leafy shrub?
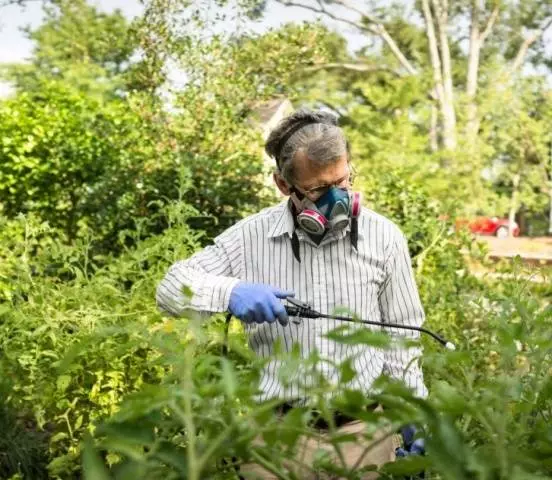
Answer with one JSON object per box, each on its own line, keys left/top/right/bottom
{"left": 2, "top": 168, "right": 550, "bottom": 479}
{"left": 0, "top": 200, "right": 204, "bottom": 477}
{"left": 82, "top": 272, "right": 551, "bottom": 480}
{"left": 0, "top": 84, "right": 178, "bottom": 246}
{"left": 0, "top": 399, "right": 49, "bottom": 480}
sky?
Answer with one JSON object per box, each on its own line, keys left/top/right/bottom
{"left": 0, "top": 0, "right": 371, "bottom": 97}
{"left": 0, "top": 0, "right": 143, "bottom": 95}
{"left": 0, "top": 0, "right": 549, "bottom": 97}
{"left": 0, "top": 0, "right": 142, "bottom": 64}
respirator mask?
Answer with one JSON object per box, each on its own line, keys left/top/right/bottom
{"left": 292, "top": 186, "right": 361, "bottom": 236}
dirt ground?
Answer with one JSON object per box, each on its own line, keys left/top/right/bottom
{"left": 477, "top": 235, "right": 552, "bottom": 258}
{"left": 468, "top": 236, "right": 551, "bottom": 283}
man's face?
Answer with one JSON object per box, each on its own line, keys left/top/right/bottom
{"left": 274, "top": 151, "right": 351, "bottom": 209}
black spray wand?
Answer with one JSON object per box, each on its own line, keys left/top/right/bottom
{"left": 284, "top": 298, "right": 456, "bottom": 350}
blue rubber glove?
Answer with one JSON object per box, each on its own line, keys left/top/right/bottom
{"left": 395, "top": 425, "right": 426, "bottom": 479}
{"left": 228, "top": 282, "right": 294, "bottom": 326}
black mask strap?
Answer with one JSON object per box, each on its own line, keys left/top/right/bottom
{"left": 291, "top": 230, "right": 301, "bottom": 263}
{"left": 289, "top": 186, "right": 305, "bottom": 201}
{"left": 351, "top": 217, "right": 358, "bottom": 252}
{"left": 288, "top": 199, "right": 302, "bottom": 263}
{"left": 288, "top": 198, "right": 301, "bottom": 263}
{"left": 274, "top": 120, "right": 321, "bottom": 168}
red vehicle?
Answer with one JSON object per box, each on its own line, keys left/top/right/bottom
{"left": 455, "top": 216, "right": 520, "bottom": 238}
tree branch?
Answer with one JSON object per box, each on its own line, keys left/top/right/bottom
{"left": 430, "top": 0, "right": 457, "bottom": 149}
{"left": 331, "top": 0, "right": 419, "bottom": 75}
{"left": 509, "top": 16, "right": 552, "bottom": 73}
{"left": 328, "top": 0, "right": 379, "bottom": 24}
{"left": 421, "top": 0, "right": 444, "bottom": 103}
{"left": 278, "top": 0, "right": 379, "bottom": 35}
{"left": 277, "top": 0, "right": 418, "bottom": 75}
{"left": 479, "top": 5, "right": 499, "bottom": 45}
{"left": 302, "top": 62, "right": 402, "bottom": 76}
{"left": 377, "top": 24, "right": 418, "bottom": 75}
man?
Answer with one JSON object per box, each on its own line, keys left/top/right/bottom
{"left": 156, "top": 108, "right": 427, "bottom": 478}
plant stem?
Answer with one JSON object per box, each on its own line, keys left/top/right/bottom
{"left": 196, "top": 424, "right": 233, "bottom": 473}
{"left": 249, "top": 449, "right": 294, "bottom": 480}
{"left": 171, "top": 347, "right": 199, "bottom": 480}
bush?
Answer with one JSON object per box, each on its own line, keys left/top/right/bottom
{"left": 0, "top": 84, "right": 180, "bottom": 248}
{"left": 82, "top": 272, "right": 552, "bottom": 480}
{"left": 1, "top": 169, "right": 550, "bottom": 479}
{"left": 0, "top": 200, "right": 203, "bottom": 477}
{"left": 0, "top": 400, "right": 49, "bottom": 480}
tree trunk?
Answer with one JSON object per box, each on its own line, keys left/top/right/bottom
{"left": 508, "top": 172, "right": 521, "bottom": 238}
{"left": 466, "top": 1, "right": 480, "bottom": 142}
{"left": 421, "top": 0, "right": 446, "bottom": 150}
{"left": 549, "top": 144, "right": 552, "bottom": 235}
{"left": 422, "top": 0, "right": 456, "bottom": 151}
{"left": 432, "top": 0, "right": 457, "bottom": 150}
{"left": 548, "top": 183, "right": 552, "bottom": 236}
{"left": 467, "top": 4, "right": 499, "bottom": 141}
{"left": 430, "top": 102, "right": 438, "bottom": 152}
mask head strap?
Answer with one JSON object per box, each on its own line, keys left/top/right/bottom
{"left": 274, "top": 119, "right": 321, "bottom": 169}
{"left": 289, "top": 186, "right": 305, "bottom": 201}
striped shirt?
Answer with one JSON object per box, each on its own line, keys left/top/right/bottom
{"left": 156, "top": 200, "right": 428, "bottom": 400}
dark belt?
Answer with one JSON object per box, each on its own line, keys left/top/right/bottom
{"left": 276, "top": 402, "right": 378, "bottom": 430}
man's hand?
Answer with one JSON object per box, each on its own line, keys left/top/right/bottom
{"left": 228, "top": 283, "right": 294, "bottom": 326}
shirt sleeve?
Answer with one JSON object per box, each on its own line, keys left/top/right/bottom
{"left": 379, "top": 231, "right": 428, "bottom": 398}
{"left": 156, "top": 230, "right": 241, "bottom": 317}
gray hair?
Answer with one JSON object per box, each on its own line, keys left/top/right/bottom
{"left": 265, "top": 108, "right": 350, "bottom": 183}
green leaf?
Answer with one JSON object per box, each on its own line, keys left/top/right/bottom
{"left": 82, "top": 435, "right": 111, "bottom": 480}
{"left": 220, "top": 357, "right": 237, "bottom": 397}
{"left": 154, "top": 441, "right": 188, "bottom": 475}
{"left": 96, "top": 420, "right": 155, "bottom": 446}
{"left": 74, "top": 414, "right": 84, "bottom": 431}
{"left": 279, "top": 406, "right": 308, "bottom": 448}
{"left": 51, "top": 432, "right": 69, "bottom": 443}
{"left": 432, "top": 381, "right": 468, "bottom": 415}
{"left": 325, "top": 326, "right": 391, "bottom": 348}
{"left": 380, "top": 455, "right": 430, "bottom": 476}
{"left": 56, "top": 375, "right": 71, "bottom": 392}
{"left": 111, "top": 385, "right": 171, "bottom": 422}
{"left": 338, "top": 358, "right": 357, "bottom": 384}
{"left": 181, "top": 285, "right": 193, "bottom": 300}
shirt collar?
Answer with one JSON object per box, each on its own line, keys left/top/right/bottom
{"left": 268, "top": 199, "right": 296, "bottom": 238}
{"left": 267, "top": 199, "right": 364, "bottom": 241}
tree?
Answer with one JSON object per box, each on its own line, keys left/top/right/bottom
{"left": 232, "top": 0, "right": 552, "bottom": 228}
{"left": 267, "top": 0, "right": 552, "bottom": 154}
{"left": 479, "top": 78, "right": 552, "bottom": 235}
{"left": 135, "top": 0, "right": 337, "bottom": 234}
{"left": 0, "top": 81, "right": 178, "bottom": 244}
{"left": 0, "top": 0, "right": 338, "bottom": 244}
{"left": 4, "top": 0, "right": 163, "bottom": 98}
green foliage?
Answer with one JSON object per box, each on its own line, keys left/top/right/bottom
{"left": 1, "top": 1, "right": 551, "bottom": 478}
{"left": 0, "top": 400, "right": 49, "bottom": 480}
{"left": 163, "top": 22, "right": 335, "bottom": 236}
{"left": 1, "top": 2, "right": 337, "bottom": 245}
{"left": 2, "top": 164, "right": 550, "bottom": 479}
{"left": 0, "top": 83, "right": 181, "bottom": 247}
{"left": 477, "top": 77, "right": 552, "bottom": 218}
{"left": 0, "top": 201, "right": 202, "bottom": 477}
{"left": 277, "top": 0, "right": 552, "bottom": 227}
{"left": 77, "top": 273, "right": 551, "bottom": 480}
{"left": 6, "top": 0, "right": 144, "bottom": 98}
